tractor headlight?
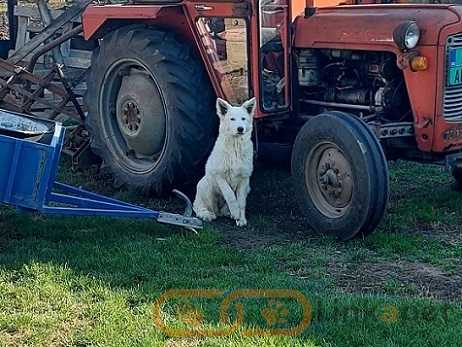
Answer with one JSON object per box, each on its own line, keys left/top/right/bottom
{"left": 394, "top": 21, "right": 420, "bottom": 50}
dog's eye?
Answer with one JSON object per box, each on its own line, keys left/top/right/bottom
{"left": 230, "top": 118, "right": 235, "bottom": 121}
{"left": 241, "top": 118, "right": 245, "bottom": 121}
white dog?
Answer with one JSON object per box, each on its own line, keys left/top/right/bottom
{"left": 193, "top": 97, "right": 256, "bottom": 227}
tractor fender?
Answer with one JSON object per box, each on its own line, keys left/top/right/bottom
{"left": 82, "top": 4, "right": 182, "bottom": 40}
{"left": 81, "top": 4, "right": 238, "bottom": 109}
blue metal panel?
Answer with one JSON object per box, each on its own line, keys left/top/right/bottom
{"left": 10, "top": 143, "right": 51, "bottom": 208}
{"left": 0, "top": 136, "right": 15, "bottom": 202}
{"left": 44, "top": 124, "right": 66, "bottom": 201}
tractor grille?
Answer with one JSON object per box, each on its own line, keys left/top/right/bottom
{"left": 444, "top": 33, "right": 462, "bottom": 121}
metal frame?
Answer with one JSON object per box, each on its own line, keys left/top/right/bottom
{"left": 0, "top": 0, "right": 94, "bottom": 165}
{"left": 0, "top": 111, "right": 202, "bottom": 230}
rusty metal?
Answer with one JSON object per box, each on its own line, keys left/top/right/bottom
{"left": 121, "top": 101, "right": 142, "bottom": 134}
{"left": 0, "top": 62, "right": 82, "bottom": 120}
{"left": 56, "top": 64, "right": 87, "bottom": 121}
{"left": 0, "top": 1, "right": 92, "bottom": 166}
{"left": 305, "top": 141, "right": 353, "bottom": 219}
{"left": 27, "top": 25, "right": 83, "bottom": 72}
{"left": 378, "top": 122, "right": 414, "bottom": 139}
{"left": 8, "top": 0, "right": 92, "bottom": 64}
{"left": 0, "top": 5, "right": 87, "bottom": 120}
{"left": 37, "top": 0, "right": 64, "bottom": 65}
{"left": 301, "top": 99, "right": 377, "bottom": 112}
{"left": 62, "top": 125, "right": 96, "bottom": 170}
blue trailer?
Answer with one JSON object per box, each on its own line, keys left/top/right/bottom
{"left": 0, "top": 109, "right": 202, "bottom": 231}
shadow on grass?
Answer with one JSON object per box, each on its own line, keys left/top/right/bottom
{"left": 1, "top": 160, "right": 462, "bottom": 346}
{"left": 2, "top": 160, "right": 462, "bottom": 296}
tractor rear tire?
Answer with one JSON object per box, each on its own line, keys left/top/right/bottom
{"left": 291, "top": 111, "right": 389, "bottom": 240}
{"left": 85, "top": 26, "right": 216, "bottom": 194}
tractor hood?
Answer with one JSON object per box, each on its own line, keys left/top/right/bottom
{"left": 293, "top": 4, "right": 461, "bottom": 50}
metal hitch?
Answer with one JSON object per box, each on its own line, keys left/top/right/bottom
{"left": 156, "top": 189, "right": 202, "bottom": 233}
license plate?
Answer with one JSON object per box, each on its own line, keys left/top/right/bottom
{"left": 448, "top": 47, "right": 462, "bottom": 86}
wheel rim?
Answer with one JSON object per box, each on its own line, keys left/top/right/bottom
{"left": 99, "top": 58, "right": 167, "bottom": 174}
{"left": 305, "top": 142, "right": 353, "bottom": 218}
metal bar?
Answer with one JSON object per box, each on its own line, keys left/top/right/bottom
{"left": 301, "top": 99, "right": 375, "bottom": 111}
{"left": 48, "top": 90, "right": 74, "bottom": 120}
{"left": 0, "top": 76, "right": 80, "bottom": 119}
{"left": 21, "top": 70, "right": 56, "bottom": 111}
{"left": 37, "top": 0, "right": 64, "bottom": 64}
{"left": 48, "top": 192, "right": 151, "bottom": 212}
{"left": 55, "top": 64, "right": 86, "bottom": 121}
{"left": 41, "top": 205, "right": 202, "bottom": 229}
{"left": 52, "top": 182, "right": 153, "bottom": 210}
{"left": 0, "top": 65, "right": 24, "bottom": 100}
{"left": 41, "top": 206, "right": 159, "bottom": 218}
{"left": 157, "top": 212, "right": 204, "bottom": 229}
{"left": 8, "top": 0, "right": 92, "bottom": 64}
{"left": 27, "top": 25, "right": 83, "bottom": 72}
{"left": 0, "top": 78, "right": 79, "bottom": 119}
{"left": 0, "top": 60, "right": 69, "bottom": 97}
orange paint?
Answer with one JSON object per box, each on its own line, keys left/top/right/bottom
{"left": 292, "top": 0, "right": 344, "bottom": 19}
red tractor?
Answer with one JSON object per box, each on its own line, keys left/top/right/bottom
{"left": 78, "top": 0, "right": 462, "bottom": 239}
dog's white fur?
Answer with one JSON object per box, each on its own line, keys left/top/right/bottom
{"left": 193, "top": 97, "right": 256, "bottom": 227}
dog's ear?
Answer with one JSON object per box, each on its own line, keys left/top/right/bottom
{"left": 242, "top": 97, "right": 256, "bottom": 117}
{"left": 216, "top": 98, "right": 231, "bottom": 118}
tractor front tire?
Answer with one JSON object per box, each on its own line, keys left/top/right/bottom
{"left": 85, "top": 26, "right": 216, "bottom": 194}
{"left": 291, "top": 111, "right": 389, "bottom": 240}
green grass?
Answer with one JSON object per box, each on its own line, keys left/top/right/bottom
{"left": 1, "top": 160, "right": 462, "bottom": 346}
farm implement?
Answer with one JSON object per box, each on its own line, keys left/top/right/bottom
{"left": 0, "top": 110, "right": 203, "bottom": 231}
{"left": 0, "top": 0, "right": 93, "bottom": 167}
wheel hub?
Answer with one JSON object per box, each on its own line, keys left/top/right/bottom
{"left": 317, "top": 147, "right": 352, "bottom": 209}
{"left": 115, "top": 70, "right": 166, "bottom": 158}
{"left": 306, "top": 142, "right": 354, "bottom": 218}
{"left": 120, "top": 101, "right": 141, "bottom": 136}
{"left": 320, "top": 168, "right": 341, "bottom": 196}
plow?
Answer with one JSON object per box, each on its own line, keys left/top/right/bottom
{"left": 0, "top": 0, "right": 92, "bottom": 166}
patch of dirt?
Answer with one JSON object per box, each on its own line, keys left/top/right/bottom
{"left": 415, "top": 224, "right": 462, "bottom": 246}
{"left": 216, "top": 163, "right": 316, "bottom": 249}
{"left": 214, "top": 163, "right": 462, "bottom": 301}
{"left": 328, "top": 260, "right": 462, "bottom": 300}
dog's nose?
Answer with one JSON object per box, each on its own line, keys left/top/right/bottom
{"left": 237, "top": 127, "right": 244, "bottom": 133}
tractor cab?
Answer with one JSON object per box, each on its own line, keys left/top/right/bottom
{"left": 192, "top": 0, "right": 292, "bottom": 116}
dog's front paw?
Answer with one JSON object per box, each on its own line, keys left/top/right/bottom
{"left": 236, "top": 218, "right": 247, "bottom": 227}
{"left": 228, "top": 204, "right": 240, "bottom": 221}
{"left": 197, "top": 210, "right": 217, "bottom": 222}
